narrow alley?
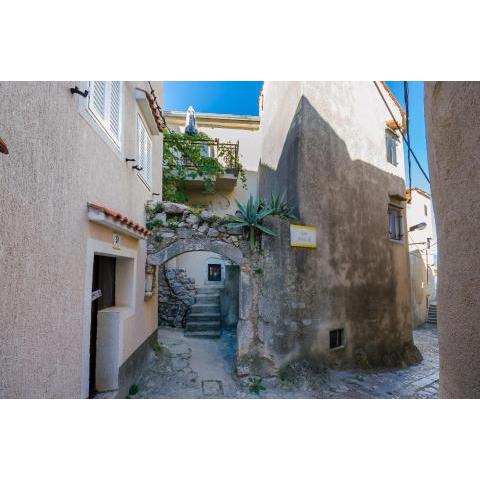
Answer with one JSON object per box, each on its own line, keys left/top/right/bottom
{"left": 133, "top": 324, "right": 438, "bottom": 399}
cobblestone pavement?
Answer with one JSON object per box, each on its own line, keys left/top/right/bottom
{"left": 133, "top": 324, "right": 439, "bottom": 399}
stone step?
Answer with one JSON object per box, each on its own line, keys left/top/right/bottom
{"left": 187, "top": 312, "right": 221, "bottom": 322}
{"left": 184, "top": 330, "right": 221, "bottom": 339}
{"left": 190, "top": 304, "right": 221, "bottom": 315}
{"left": 196, "top": 287, "right": 223, "bottom": 295}
{"left": 185, "top": 321, "right": 221, "bottom": 332}
{"left": 195, "top": 293, "right": 220, "bottom": 305}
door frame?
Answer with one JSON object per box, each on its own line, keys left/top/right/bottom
{"left": 81, "top": 238, "right": 137, "bottom": 398}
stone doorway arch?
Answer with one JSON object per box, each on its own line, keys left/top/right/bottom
{"left": 145, "top": 203, "right": 264, "bottom": 376}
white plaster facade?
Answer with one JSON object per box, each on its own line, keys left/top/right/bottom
{"left": 0, "top": 81, "right": 163, "bottom": 398}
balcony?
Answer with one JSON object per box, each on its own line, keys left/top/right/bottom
{"left": 163, "top": 138, "right": 240, "bottom": 191}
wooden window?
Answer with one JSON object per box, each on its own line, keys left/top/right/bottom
{"left": 386, "top": 131, "right": 398, "bottom": 166}
{"left": 136, "top": 114, "right": 153, "bottom": 188}
{"left": 208, "top": 264, "right": 222, "bottom": 282}
{"left": 88, "top": 81, "right": 122, "bottom": 148}
{"left": 388, "top": 205, "right": 404, "bottom": 241}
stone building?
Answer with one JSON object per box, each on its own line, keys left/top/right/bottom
{"left": 406, "top": 187, "right": 437, "bottom": 327}
{"left": 0, "top": 81, "right": 163, "bottom": 398}
{"left": 248, "top": 81, "right": 420, "bottom": 373}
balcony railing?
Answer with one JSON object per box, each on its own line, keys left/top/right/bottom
{"left": 163, "top": 138, "right": 240, "bottom": 176}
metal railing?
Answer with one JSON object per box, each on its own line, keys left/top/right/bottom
{"left": 163, "top": 138, "right": 240, "bottom": 175}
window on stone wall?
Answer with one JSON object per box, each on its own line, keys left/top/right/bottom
{"left": 388, "top": 205, "right": 404, "bottom": 241}
{"left": 330, "top": 329, "right": 345, "bottom": 349}
{"left": 208, "top": 264, "right": 222, "bottom": 282}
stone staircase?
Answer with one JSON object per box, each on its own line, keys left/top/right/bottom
{"left": 427, "top": 303, "right": 437, "bottom": 324}
{"left": 185, "top": 286, "right": 222, "bottom": 338}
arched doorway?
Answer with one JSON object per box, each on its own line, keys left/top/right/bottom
{"left": 147, "top": 237, "right": 259, "bottom": 375}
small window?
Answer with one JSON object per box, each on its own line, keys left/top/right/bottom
{"left": 424, "top": 204, "right": 428, "bottom": 216}
{"left": 388, "top": 205, "right": 404, "bottom": 241}
{"left": 88, "top": 81, "right": 122, "bottom": 148}
{"left": 208, "top": 264, "right": 221, "bottom": 282}
{"left": 330, "top": 329, "right": 344, "bottom": 349}
{"left": 136, "top": 114, "right": 153, "bottom": 188}
{"left": 386, "top": 131, "right": 398, "bottom": 166}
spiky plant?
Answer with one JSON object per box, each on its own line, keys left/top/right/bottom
{"left": 224, "top": 196, "right": 276, "bottom": 250}
{"left": 266, "top": 192, "right": 297, "bottom": 221}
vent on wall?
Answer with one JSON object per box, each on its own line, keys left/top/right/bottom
{"left": 329, "top": 328, "right": 345, "bottom": 349}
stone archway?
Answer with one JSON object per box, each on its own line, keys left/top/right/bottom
{"left": 145, "top": 201, "right": 266, "bottom": 376}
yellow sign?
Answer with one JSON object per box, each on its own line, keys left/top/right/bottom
{"left": 290, "top": 224, "right": 317, "bottom": 248}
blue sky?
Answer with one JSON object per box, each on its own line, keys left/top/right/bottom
{"left": 165, "top": 81, "right": 429, "bottom": 192}
{"left": 385, "top": 81, "right": 430, "bottom": 193}
{"left": 164, "top": 81, "right": 263, "bottom": 116}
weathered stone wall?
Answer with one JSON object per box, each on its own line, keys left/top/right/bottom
{"left": 158, "top": 267, "right": 196, "bottom": 327}
{"left": 253, "top": 82, "right": 419, "bottom": 372}
{"left": 146, "top": 201, "right": 264, "bottom": 374}
{"left": 424, "top": 81, "right": 480, "bottom": 398}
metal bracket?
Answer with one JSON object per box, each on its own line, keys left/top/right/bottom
{"left": 70, "top": 86, "right": 89, "bottom": 98}
{"left": 132, "top": 165, "right": 143, "bottom": 171}
{"left": 125, "top": 158, "right": 136, "bottom": 162}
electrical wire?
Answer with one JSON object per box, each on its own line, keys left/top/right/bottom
{"left": 404, "top": 81, "right": 413, "bottom": 198}
{"left": 373, "top": 81, "right": 430, "bottom": 184}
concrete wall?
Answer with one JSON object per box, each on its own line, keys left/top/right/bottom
{"left": 166, "top": 251, "right": 231, "bottom": 287}
{"left": 0, "top": 81, "right": 162, "bottom": 398}
{"left": 409, "top": 250, "right": 435, "bottom": 327}
{"left": 255, "top": 82, "right": 418, "bottom": 371}
{"left": 424, "top": 81, "right": 480, "bottom": 398}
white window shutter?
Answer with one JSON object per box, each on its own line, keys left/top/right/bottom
{"left": 89, "top": 81, "right": 107, "bottom": 121}
{"left": 137, "top": 114, "right": 152, "bottom": 188}
{"left": 109, "top": 81, "right": 121, "bottom": 142}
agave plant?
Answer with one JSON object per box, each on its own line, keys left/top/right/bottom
{"left": 265, "top": 192, "right": 297, "bottom": 221}
{"left": 225, "top": 196, "right": 276, "bottom": 250}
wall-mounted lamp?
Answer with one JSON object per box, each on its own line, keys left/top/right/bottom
{"left": 70, "top": 86, "right": 89, "bottom": 98}
{"left": 132, "top": 165, "right": 143, "bottom": 171}
{"left": 409, "top": 222, "right": 427, "bottom": 232}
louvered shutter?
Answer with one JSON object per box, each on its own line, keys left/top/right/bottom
{"left": 137, "top": 114, "right": 152, "bottom": 187}
{"left": 89, "top": 81, "right": 107, "bottom": 121}
{"left": 109, "top": 81, "right": 121, "bottom": 142}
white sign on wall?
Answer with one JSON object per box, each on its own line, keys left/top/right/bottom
{"left": 290, "top": 224, "right": 317, "bottom": 248}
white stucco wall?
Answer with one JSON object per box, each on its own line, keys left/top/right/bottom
{"left": 0, "top": 81, "right": 163, "bottom": 398}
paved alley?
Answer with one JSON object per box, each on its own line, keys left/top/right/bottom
{"left": 133, "top": 324, "right": 439, "bottom": 399}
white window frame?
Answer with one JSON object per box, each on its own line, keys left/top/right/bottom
{"left": 388, "top": 205, "right": 404, "bottom": 242}
{"left": 87, "top": 81, "right": 123, "bottom": 149}
{"left": 136, "top": 113, "right": 153, "bottom": 189}
{"left": 386, "top": 130, "right": 398, "bottom": 166}
{"left": 78, "top": 81, "right": 124, "bottom": 157}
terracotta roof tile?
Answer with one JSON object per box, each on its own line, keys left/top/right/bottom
{"left": 87, "top": 202, "right": 150, "bottom": 236}
{"left": 136, "top": 87, "right": 166, "bottom": 133}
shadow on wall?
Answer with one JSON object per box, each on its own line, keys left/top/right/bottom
{"left": 256, "top": 95, "right": 419, "bottom": 370}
